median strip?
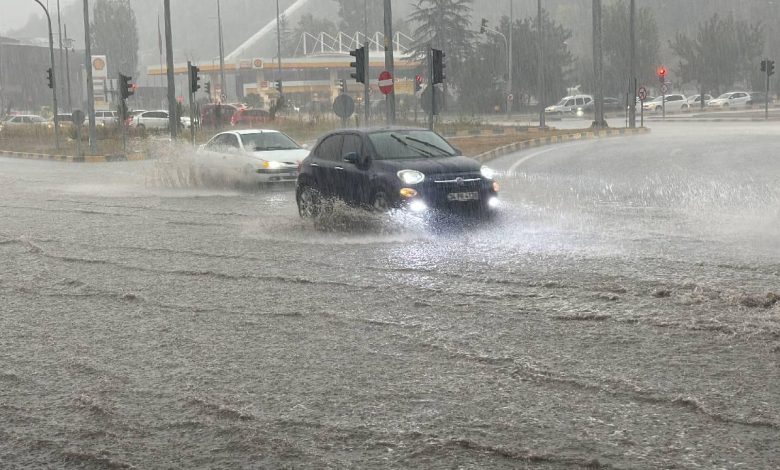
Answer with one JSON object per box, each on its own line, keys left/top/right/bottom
{"left": 0, "top": 149, "right": 150, "bottom": 163}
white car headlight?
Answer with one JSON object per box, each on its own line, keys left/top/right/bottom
{"left": 480, "top": 165, "right": 496, "bottom": 180}
{"left": 262, "top": 160, "right": 283, "bottom": 169}
{"left": 397, "top": 169, "right": 424, "bottom": 185}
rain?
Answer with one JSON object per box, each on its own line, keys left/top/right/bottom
{"left": 1, "top": 1, "right": 779, "bottom": 468}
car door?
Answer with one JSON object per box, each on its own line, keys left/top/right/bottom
{"left": 308, "top": 134, "right": 343, "bottom": 197}
{"left": 340, "top": 133, "right": 371, "bottom": 205}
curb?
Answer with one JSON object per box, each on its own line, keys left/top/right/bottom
{"left": 473, "top": 127, "right": 650, "bottom": 163}
{"left": 0, "top": 149, "right": 150, "bottom": 163}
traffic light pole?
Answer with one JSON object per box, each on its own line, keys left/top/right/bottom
{"left": 364, "top": 41, "right": 370, "bottom": 127}
{"left": 427, "top": 48, "right": 434, "bottom": 130}
{"left": 766, "top": 60, "right": 770, "bottom": 121}
{"left": 82, "top": 0, "right": 97, "bottom": 153}
{"left": 164, "top": 0, "right": 178, "bottom": 139}
{"left": 187, "top": 61, "right": 196, "bottom": 145}
{"left": 383, "top": 0, "right": 395, "bottom": 124}
{"left": 33, "top": 0, "right": 60, "bottom": 151}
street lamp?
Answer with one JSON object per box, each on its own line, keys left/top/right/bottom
{"left": 32, "top": 0, "right": 60, "bottom": 150}
{"left": 479, "top": 19, "right": 510, "bottom": 116}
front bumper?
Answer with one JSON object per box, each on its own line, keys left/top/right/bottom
{"left": 399, "top": 177, "right": 499, "bottom": 213}
{"left": 254, "top": 167, "right": 298, "bottom": 183}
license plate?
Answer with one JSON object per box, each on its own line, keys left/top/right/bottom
{"left": 447, "top": 191, "right": 479, "bottom": 202}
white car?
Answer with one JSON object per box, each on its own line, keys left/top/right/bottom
{"left": 685, "top": 94, "right": 712, "bottom": 109}
{"left": 642, "top": 94, "right": 688, "bottom": 113}
{"left": 545, "top": 94, "right": 593, "bottom": 116}
{"left": 94, "top": 110, "right": 119, "bottom": 127}
{"left": 2, "top": 114, "right": 49, "bottom": 128}
{"left": 196, "top": 129, "right": 310, "bottom": 184}
{"left": 707, "top": 91, "right": 751, "bottom": 109}
{"left": 131, "top": 110, "right": 190, "bottom": 130}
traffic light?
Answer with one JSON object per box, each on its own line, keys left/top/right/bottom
{"left": 414, "top": 74, "right": 423, "bottom": 93}
{"left": 768, "top": 60, "right": 775, "bottom": 76}
{"left": 339, "top": 78, "right": 347, "bottom": 93}
{"left": 204, "top": 81, "right": 211, "bottom": 95}
{"left": 350, "top": 46, "right": 366, "bottom": 83}
{"left": 189, "top": 64, "right": 200, "bottom": 93}
{"left": 761, "top": 59, "right": 767, "bottom": 72}
{"left": 432, "top": 48, "right": 446, "bottom": 84}
{"left": 480, "top": 18, "right": 488, "bottom": 34}
{"left": 46, "top": 68, "right": 53, "bottom": 89}
{"left": 273, "top": 79, "right": 283, "bottom": 93}
{"left": 119, "top": 73, "right": 134, "bottom": 100}
{"left": 656, "top": 65, "right": 667, "bottom": 82}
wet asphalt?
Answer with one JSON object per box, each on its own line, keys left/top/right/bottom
{"left": 1, "top": 122, "right": 778, "bottom": 469}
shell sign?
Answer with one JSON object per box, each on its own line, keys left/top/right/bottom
{"left": 252, "top": 58, "right": 263, "bottom": 69}
{"left": 91, "top": 55, "right": 108, "bottom": 79}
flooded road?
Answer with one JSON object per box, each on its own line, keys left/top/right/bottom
{"left": 1, "top": 122, "right": 779, "bottom": 468}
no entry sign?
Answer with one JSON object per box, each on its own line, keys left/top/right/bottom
{"left": 378, "top": 70, "right": 394, "bottom": 95}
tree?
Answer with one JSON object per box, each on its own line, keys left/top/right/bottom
{"left": 334, "top": 0, "right": 383, "bottom": 34}
{"left": 293, "top": 12, "right": 338, "bottom": 54}
{"left": 601, "top": 2, "right": 659, "bottom": 98}
{"left": 408, "top": 0, "right": 476, "bottom": 93}
{"left": 670, "top": 14, "right": 764, "bottom": 96}
{"left": 90, "top": 0, "right": 139, "bottom": 78}
{"left": 278, "top": 14, "right": 298, "bottom": 57}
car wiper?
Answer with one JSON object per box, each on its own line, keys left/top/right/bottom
{"left": 389, "top": 133, "right": 435, "bottom": 158}
{"left": 404, "top": 136, "right": 455, "bottom": 156}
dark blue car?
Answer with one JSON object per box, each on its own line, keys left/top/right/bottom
{"left": 296, "top": 128, "right": 500, "bottom": 218}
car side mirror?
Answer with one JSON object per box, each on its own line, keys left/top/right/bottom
{"left": 343, "top": 152, "right": 359, "bottom": 164}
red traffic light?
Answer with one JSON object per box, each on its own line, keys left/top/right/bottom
{"left": 415, "top": 74, "right": 423, "bottom": 84}
{"left": 656, "top": 66, "right": 667, "bottom": 79}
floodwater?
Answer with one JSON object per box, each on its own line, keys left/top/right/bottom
{"left": 1, "top": 122, "right": 778, "bottom": 468}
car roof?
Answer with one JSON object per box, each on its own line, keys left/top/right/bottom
{"left": 229, "top": 129, "right": 281, "bottom": 135}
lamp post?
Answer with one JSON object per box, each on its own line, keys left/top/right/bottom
{"left": 480, "top": 22, "right": 510, "bottom": 117}
{"left": 33, "top": 0, "right": 60, "bottom": 150}
{"left": 275, "top": 0, "right": 283, "bottom": 104}
{"left": 217, "top": 0, "right": 226, "bottom": 102}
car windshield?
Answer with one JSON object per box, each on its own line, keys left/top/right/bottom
{"left": 716, "top": 93, "right": 732, "bottom": 99}
{"left": 241, "top": 132, "right": 299, "bottom": 151}
{"left": 555, "top": 97, "right": 570, "bottom": 105}
{"left": 369, "top": 130, "right": 457, "bottom": 159}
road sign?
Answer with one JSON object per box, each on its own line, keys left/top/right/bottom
{"left": 333, "top": 94, "right": 355, "bottom": 119}
{"left": 661, "top": 83, "right": 669, "bottom": 94}
{"left": 638, "top": 86, "right": 647, "bottom": 101}
{"left": 378, "top": 70, "right": 394, "bottom": 95}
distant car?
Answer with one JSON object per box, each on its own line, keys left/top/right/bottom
{"left": 296, "top": 127, "right": 500, "bottom": 218}
{"left": 230, "top": 108, "right": 271, "bottom": 127}
{"left": 47, "top": 113, "right": 81, "bottom": 129}
{"left": 130, "top": 110, "right": 189, "bottom": 130}
{"left": 94, "top": 110, "right": 119, "bottom": 127}
{"left": 642, "top": 94, "right": 688, "bottom": 113}
{"left": 707, "top": 91, "right": 750, "bottom": 109}
{"left": 200, "top": 103, "right": 241, "bottom": 128}
{"left": 196, "top": 129, "right": 308, "bottom": 184}
{"left": 685, "top": 94, "right": 712, "bottom": 109}
{"left": 580, "top": 96, "right": 623, "bottom": 114}
{"left": 2, "top": 114, "right": 49, "bottom": 127}
{"left": 545, "top": 94, "right": 593, "bottom": 116}
{"left": 747, "top": 91, "right": 772, "bottom": 107}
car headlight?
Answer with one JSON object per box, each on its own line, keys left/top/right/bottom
{"left": 262, "top": 160, "right": 283, "bottom": 169}
{"left": 480, "top": 165, "right": 496, "bottom": 180}
{"left": 397, "top": 169, "right": 424, "bottom": 185}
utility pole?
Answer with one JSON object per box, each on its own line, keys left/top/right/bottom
{"left": 64, "top": 24, "right": 73, "bottom": 111}
{"left": 592, "top": 0, "right": 605, "bottom": 128}
{"left": 427, "top": 47, "right": 434, "bottom": 130}
{"left": 507, "top": 0, "right": 513, "bottom": 118}
{"left": 628, "top": 0, "right": 636, "bottom": 128}
{"left": 536, "top": 0, "right": 545, "bottom": 128}
{"left": 275, "top": 0, "right": 284, "bottom": 106}
{"left": 56, "top": 0, "right": 66, "bottom": 114}
{"left": 163, "top": 0, "right": 177, "bottom": 138}
{"left": 383, "top": 0, "right": 395, "bottom": 124}
{"left": 34, "top": 0, "right": 60, "bottom": 151}
{"left": 82, "top": 0, "right": 96, "bottom": 153}
{"left": 217, "top": 0, "right": 226, "bottom": 102}
{"left": 363, "top": 0, "right": 370, "bottom": 126}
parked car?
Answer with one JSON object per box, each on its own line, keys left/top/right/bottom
{"left": 47, "top": 113, "right": 82, "bottom": 129}
{"left": 642, "top": 94, "right": 688, "bottom": 113}
{"left": 685, "top": 94, "right": 712, "bottom": 109}
{"left": 196, "top": 129, "right": 308, "bottom": 184}
{"left": 545, "top": 94, "right": 593, "bottom": 116}
{"left": 130, "top": 110, "right": 190, "bottom": 130}
{"left": 747, "top": 91, "right": 772, "bottom": 107}
{"left": 230, "top": 108, "right": 271, "bottom": 127}
{"left": 2, "top": 114, "right": 48, "bottom": 128}
{"left": 296, "top": 127, "right": 500, "bottom": 218}
{"left": 707, "top": 91, "right": 751, "bottom": 109}
{"left": 200, "top": 103, "right": 241, "bottom": 128}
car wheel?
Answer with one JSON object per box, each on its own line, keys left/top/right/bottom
{"left": 371, "top": 190, "right": 391, "bottom": 212}
{"left": 297, "top": 185, "right": 321, "bottom": 219}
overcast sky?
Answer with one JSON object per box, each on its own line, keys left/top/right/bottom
{"left": 1, "top": 0, "right": 78, "bottom": 34}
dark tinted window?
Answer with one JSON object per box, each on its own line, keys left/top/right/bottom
{"left": 315, "top": 135, "right": 343, "bottom": 161}
{"left": 341, "top": 134, "right": 363, "bottom": 158}
{"left": 368, "top": 130, "right": 456, "bottom": 160}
